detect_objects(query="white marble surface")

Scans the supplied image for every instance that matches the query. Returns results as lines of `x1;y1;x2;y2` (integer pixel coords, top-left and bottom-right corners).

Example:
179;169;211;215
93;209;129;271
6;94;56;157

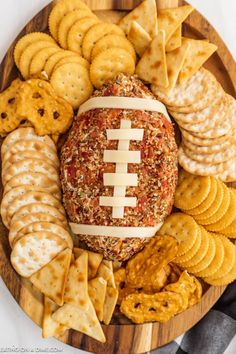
0;1;235;353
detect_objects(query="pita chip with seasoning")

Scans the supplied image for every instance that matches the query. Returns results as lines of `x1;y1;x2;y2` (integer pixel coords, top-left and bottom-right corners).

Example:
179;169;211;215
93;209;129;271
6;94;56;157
88;277;107;321
74;247;103;279
119;0;158;38
102;287;119;325
179;38;218;83
166;26;182;52
158;5;194;43
64;251;89;309
158;40;190;93
42;297;67;338
97;260;116;288
52;300;106;343
29;248;72;306
127;21;152;57
136;30;169;88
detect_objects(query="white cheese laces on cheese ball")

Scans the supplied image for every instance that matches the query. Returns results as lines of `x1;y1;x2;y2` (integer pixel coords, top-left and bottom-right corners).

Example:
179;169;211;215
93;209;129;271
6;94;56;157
71;96;171;236
69;223;163;238
78;96;171;123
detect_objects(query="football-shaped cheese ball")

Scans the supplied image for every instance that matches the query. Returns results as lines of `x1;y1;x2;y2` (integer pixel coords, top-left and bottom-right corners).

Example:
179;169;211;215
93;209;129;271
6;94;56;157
60;74;178;261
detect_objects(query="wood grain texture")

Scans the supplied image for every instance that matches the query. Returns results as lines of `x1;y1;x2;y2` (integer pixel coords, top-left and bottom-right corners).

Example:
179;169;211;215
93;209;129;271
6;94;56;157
0;1;235;353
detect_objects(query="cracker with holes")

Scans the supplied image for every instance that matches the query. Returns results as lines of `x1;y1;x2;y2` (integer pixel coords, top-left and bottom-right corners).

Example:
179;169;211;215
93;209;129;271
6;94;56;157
17;222;73;249
152;68;207;107
67;17;100;55
14;32;56;68
2;140;59;170
16;79;74;135
58;9;97;49
53;55;89;71
90;48;135;89
29;47;60;77
1;127;56;157
48;0;91;41
82;22;125;61
11;232;67;277
9;212;66;248
50;62;93;109
43;50;74;78
0;79;24;135
18;41;59;79
91;34;136;61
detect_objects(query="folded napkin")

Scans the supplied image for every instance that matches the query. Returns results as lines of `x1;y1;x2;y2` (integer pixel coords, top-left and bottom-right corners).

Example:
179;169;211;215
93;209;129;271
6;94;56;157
156;282;236;354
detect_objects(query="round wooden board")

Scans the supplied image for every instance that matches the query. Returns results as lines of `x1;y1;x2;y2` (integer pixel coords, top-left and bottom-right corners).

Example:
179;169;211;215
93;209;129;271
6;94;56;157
0;1;235;353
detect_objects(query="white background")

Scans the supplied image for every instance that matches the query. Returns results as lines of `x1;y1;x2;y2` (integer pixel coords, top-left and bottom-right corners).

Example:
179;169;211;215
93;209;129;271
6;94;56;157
0;1;235;353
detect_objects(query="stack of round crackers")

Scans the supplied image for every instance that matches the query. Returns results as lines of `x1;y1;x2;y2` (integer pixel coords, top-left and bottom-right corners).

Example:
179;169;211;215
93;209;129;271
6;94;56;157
0;127;72;277
152;68;236;182
159;212;236;286
164;170;236;286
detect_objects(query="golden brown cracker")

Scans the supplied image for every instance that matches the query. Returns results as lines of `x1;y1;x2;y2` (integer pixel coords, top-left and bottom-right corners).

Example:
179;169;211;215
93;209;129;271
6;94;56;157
174;169;211;210
90;48;135;89
50;62;93;109
82;22;125;61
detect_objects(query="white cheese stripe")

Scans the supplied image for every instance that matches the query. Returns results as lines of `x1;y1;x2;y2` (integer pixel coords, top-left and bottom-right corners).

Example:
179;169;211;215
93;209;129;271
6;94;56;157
112;119;131;219
107;128;144;141
78;96;171;122
104;173;138;186
70;222;163;238
104;150;141;163
99;196;137;207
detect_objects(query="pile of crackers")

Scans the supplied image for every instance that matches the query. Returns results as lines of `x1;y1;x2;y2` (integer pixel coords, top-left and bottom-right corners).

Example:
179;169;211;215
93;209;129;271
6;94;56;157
162;170;236;286
119;0;217;93
40;248;118;342
0;128;72;276
0;127;119;342
13;0;137;108
153;68;236;181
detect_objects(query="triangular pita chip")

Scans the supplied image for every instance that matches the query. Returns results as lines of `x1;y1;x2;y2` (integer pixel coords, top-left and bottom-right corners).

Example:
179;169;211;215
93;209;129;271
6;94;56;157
29;248;72;306
136;30;169;88
64;251;89;309
158;5;194;43
52;300;106;343
166;26;182;52
97;260;116;288
42;297;67;338
158;40;190;93
127;21;151;57
88;277;107;321
74;247;103;279
102;287;119;325
102;259;113;270
119;0;158;38
179;38;218;83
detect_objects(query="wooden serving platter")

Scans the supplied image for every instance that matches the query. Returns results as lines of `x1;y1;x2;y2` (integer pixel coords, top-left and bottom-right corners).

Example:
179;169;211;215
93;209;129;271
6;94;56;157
0;1;235;353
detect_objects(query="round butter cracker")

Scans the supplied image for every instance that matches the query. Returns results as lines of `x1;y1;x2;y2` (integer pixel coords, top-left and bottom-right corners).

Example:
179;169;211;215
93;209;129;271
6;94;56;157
58;9;96;49
48;0;91;40
14;32;56;68
82;22;125;61
90;48;135;89
174;169;211;210
50;62;93;109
